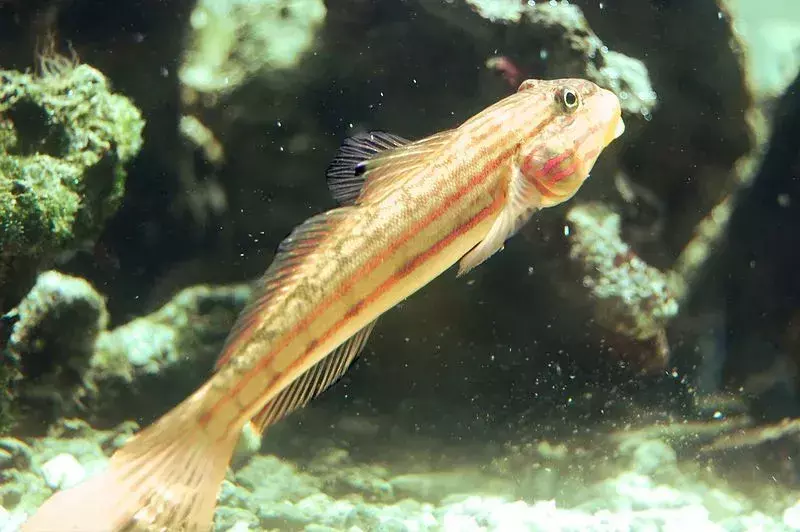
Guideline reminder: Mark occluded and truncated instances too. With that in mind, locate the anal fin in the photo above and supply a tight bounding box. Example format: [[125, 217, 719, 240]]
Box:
[[252, 319, 379, 434]]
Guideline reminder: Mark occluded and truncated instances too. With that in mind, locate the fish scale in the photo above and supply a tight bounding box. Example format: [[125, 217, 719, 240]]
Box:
[[23, 78, 624, 532]]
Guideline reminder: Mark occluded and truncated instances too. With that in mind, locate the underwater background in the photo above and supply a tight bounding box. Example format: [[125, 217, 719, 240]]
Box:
[[1, 0, 800, 530]]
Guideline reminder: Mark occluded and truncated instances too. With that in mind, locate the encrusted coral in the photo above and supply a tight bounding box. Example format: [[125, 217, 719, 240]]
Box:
[[2, 271, 108, 429], [0, 62, 144, 301], [566, 202, 678, 361], [179, 0, 327, 97]]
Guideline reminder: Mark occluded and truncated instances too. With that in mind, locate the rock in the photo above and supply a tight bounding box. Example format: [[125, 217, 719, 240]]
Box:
[[701, 488, 748, 522], [4, 271, 108, 426], [374, 518, 410, 532], [623, 439, 679, 479], [324, 464, 393, 502], [566, 202, 678, 370], [6, 276, 251, 428], [235, 455, 320, 503], [390, 471, 514, 503], [180, 0, 327, 98], [0, 505, 27, 532], [87, 283, 251, 424], [225, 521, 253, 532], [0, 439, 33, 470], [0, 61, 144, 304], [213, 506, 259, 532], [39, 453, 85, 490], [784, 500, 800, 529]]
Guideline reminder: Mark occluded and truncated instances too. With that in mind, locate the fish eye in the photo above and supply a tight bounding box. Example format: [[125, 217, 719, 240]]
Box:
[[559, 87, 580, 112]]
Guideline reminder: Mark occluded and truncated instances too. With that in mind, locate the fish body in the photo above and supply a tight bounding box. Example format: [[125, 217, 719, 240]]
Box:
[[23, 78, 624, 531]]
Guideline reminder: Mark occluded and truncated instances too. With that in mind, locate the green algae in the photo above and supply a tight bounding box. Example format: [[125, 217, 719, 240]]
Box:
[[0, 62, 144, 297]]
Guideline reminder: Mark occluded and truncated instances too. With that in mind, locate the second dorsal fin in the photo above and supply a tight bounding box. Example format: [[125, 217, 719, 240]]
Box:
[[215, 207, 355, 369], [325, 129, 454, 206]]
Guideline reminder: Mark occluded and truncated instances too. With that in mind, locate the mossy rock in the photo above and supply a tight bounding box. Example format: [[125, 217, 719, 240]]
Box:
[[0, 62, 144, 303]]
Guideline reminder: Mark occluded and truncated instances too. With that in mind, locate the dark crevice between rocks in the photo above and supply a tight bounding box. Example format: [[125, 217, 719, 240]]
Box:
[[4, 98, 69, 158]]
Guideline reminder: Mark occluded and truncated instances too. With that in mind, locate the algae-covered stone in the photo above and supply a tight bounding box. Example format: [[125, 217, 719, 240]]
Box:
[[8, 270, 109, 376], [2, 270, 108, 429], [180, 0, 327, 96], [88, 283, 251, 423], [3, 270, 249, 428], [0, 61, 144, 300]]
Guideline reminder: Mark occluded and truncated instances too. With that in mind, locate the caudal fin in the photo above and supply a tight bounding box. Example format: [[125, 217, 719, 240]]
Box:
[[23, 387, 240, 532]]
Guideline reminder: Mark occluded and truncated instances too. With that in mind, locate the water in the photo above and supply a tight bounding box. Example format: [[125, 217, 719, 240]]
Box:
[[0, 0, 799, 530]]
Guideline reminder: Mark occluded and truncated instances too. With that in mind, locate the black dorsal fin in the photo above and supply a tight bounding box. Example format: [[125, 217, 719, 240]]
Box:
[[325, 129, 456, 206], [326, 131, 410, 206], [250, 319, 379, 433]]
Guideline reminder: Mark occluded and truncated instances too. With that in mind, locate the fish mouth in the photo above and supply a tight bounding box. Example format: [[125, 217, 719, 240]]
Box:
[[603, 113, 625, 147], [614, 116, 625, 139]]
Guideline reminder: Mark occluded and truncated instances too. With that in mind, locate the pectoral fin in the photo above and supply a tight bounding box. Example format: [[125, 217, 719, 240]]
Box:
[[457, 164, 541, 276]]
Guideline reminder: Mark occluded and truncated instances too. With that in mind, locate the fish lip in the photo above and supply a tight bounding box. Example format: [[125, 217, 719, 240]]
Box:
[[602, 112, 625, 147], [614, 116, 625, 139]]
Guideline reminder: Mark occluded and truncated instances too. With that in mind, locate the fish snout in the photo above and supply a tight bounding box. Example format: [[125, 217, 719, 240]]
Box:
[[600, 90, 625, 147]]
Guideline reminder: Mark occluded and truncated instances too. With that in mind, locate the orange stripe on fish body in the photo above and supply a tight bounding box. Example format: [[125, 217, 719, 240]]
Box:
[[22, 78, 623, 532]]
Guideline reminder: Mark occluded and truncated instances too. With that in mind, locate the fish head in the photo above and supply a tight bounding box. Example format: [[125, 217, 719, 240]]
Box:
[[515, 78, 624, 207]]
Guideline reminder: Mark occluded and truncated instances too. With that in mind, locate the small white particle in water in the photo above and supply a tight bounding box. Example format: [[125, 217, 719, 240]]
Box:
[[778, 193, 791, 207], [279, 146, 284, 152], [563, 225, 570, 236], [348, 123, 353, 128], [713, 411, 723, 419], [527, 266, 534, 275], [540, 49, 548, 60], [277, 120, 282, 127], [599, 2, 604, 8], [412, 78, 418, 85], [718, 11, 723, 20]]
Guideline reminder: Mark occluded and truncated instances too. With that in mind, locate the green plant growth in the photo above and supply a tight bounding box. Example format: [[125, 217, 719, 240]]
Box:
[[0, 61, 144, 297]]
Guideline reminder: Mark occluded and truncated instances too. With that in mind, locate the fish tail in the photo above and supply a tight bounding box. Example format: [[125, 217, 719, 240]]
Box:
[[23, 385, 240, 532]]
